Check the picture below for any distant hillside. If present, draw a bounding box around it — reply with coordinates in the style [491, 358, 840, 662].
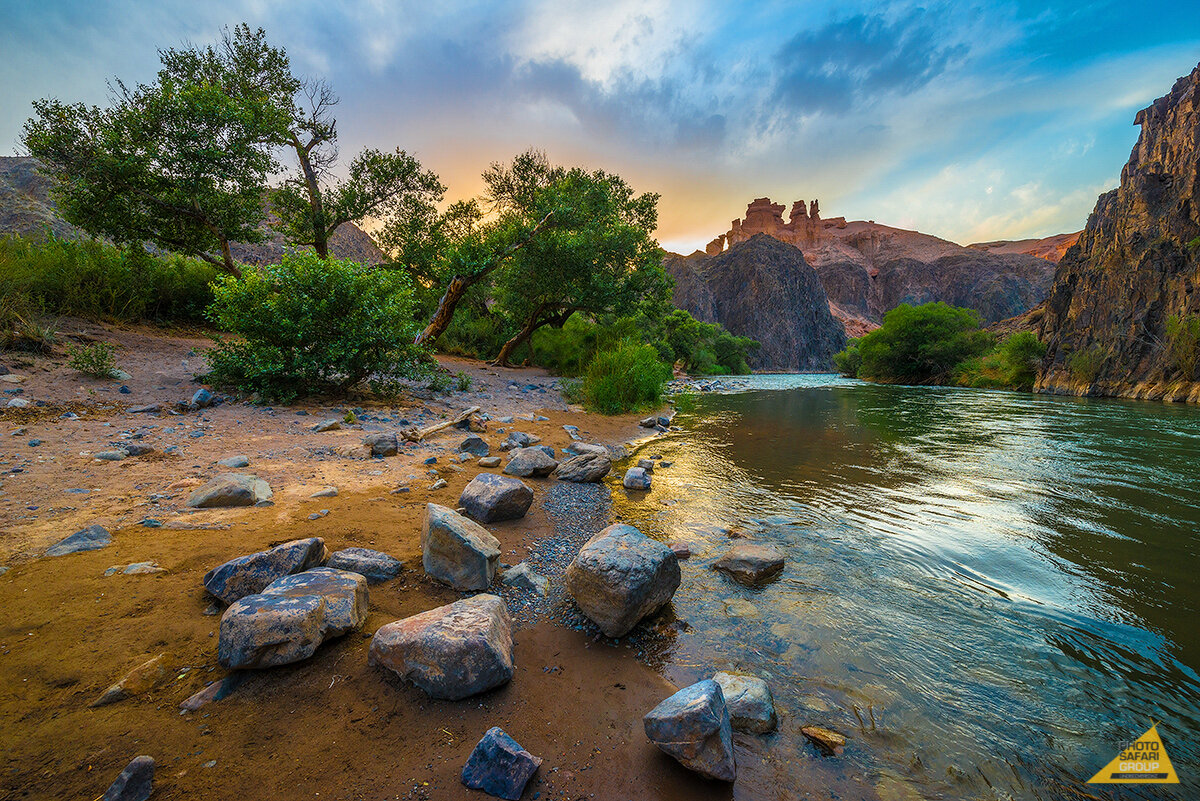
[968, 231, 1081, 262]
[0, 156, 384, 265]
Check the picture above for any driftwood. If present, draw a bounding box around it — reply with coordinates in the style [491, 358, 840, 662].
[400, 406, 481, 442]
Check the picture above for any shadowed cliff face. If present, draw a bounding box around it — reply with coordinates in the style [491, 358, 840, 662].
[1036, 62, 1200, 403]
[664, 234, 847, 371]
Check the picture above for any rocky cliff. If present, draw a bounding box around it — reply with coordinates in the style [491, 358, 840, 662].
[664, 234, 847, 371]
[0, 156, 383, 265]
[968, 231, 1081, 262]
[1035, 62, 1200, 403]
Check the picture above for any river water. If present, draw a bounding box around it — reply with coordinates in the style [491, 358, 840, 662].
[612, 376, 1199, 800]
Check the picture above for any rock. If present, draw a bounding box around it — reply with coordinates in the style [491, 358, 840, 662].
[313, 419, 341, 432]
[190, 388, 214, 408]
[428, 478, 447, 490]
[801, 725, 847, 755]
[499, 431, 539, 451]
[327, 547, 403, 583]
[369, 594, 513, 700]
[179, 673, 244, 712]
[91, 653, 170, 707]
[310, 486, 338, 498]
[362, 431, 398, 456]
[643, 680, 736, 781]
[638, 416, 657, 428]
[461, 727, 542, 800]
[637, 458, 655, 472]
[94, 450, 127, 461]
[218, 567, 368, 669]
[713, 671, 778, 733]
[104, 562, 164, 576]
[622, 466, 651, 490]
[459, 473, 534, 523]
[502, 446, 558, 478]
[478, 456, 501, 468]
[186, 473, 273, 508]
[127, 404, 162, 414]
[554, 452, 612, 483]
[669, 542, 691, 559]
[501, 562, 548, 595]
[422, 503, 500, 590]
[713, 543, 785, 585]
[45, 524, 111, 557]
[203, 537, 329, 604]
[6, 397, 29, 408]
[565, 524, 680, 637]
[459, 435, 490, 457]
[121, 443, 154, 457]
[101, 755, 154, 801]
[217, 455, 250, 468]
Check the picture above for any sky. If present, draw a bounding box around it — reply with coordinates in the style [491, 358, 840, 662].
[2, 1, 1199, 253]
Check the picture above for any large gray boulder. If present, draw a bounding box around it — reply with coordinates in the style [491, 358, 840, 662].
[45, 524, 111, 557]
[461, 727, 542, 800]
[565, 524, 680, 637]
[218, 567, 368, 669]
[644, 680, 737, 781]
[203, 537, 329, 604]
[327, 547, 403, 583]
[422, 503, 500, 591]
[186, 473, 272, 508]
[713, 671, 778, 733]
[459, 435, 490, 457]
[622, 466, 651, 490]
[101, 755, 154, 801]
[369, 593, 513, 699]
[502, 446, 558, 478]
[362, 432, 399, 456]
[713, 543, 785, 585]
[554, 452, 612, 483]
[459, 473, 533, 523]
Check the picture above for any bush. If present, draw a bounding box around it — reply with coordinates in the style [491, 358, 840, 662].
[66, 341, 118, 377]
[997, 331, 1046, 389]
[853, 302, 994, 384]
[833, 341, 862, 377]
[1164, 313, 1200, 380]
[580, 341, 672, 414]
[1067, 344, 1106, 384]
[205, 251, 427, 402]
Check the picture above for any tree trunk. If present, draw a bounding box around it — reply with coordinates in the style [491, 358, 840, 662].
[291, 134, 328, 259]
[217, 235, 241, 278]
[494, 307, 573, 367]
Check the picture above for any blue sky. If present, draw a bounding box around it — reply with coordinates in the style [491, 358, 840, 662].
[2, 0, 1198, 252]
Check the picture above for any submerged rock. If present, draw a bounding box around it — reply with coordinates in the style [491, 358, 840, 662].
[713, 671, 778, 733]
[622, 466, 651, 490]
[801, 725, 847, 756]
[461, 727, 542, 800]
[565, 524, 680, 637]
[713, 543, 786, 584]
[203, 537, 329, 604]
[186, 473, 272, 508]
[459, 473, 534, 523]
[422, 503, 500, 591]
[644, 680, 737, 781]
[45, 524, 111, 557]
[101, 755, 154, 801]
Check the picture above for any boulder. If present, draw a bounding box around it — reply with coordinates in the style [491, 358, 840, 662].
[501, 561, 548, 595]
[362, 432, 398, 456]
[327, 547, 403, 583]
[502, 446, 558, 478]
[459, 473, 533, 523]
[713, 671, 778, 733]
[554, 452, 612, 483]
[313, 419, 341, 432]
[218, 567, 368, 669]
[643, 680, 736, 781]
[622, 467, 651, 490]
[190, 388, 214, 408]
[422, 504, 500, 590]
[478, 456, 501, 468]
[94, 450, 128, 461]
[713, 543, 785, 585]
[101, 755, 154, 801]
[45, 524, 111, 557]
[216, 455, 250, 468]
[203, 537, 329, 604]
[369, 594, 513, 700]
[564, 524, 680, 637]
[186, 473, 272, 508]
[459, 435, 490, 457]
[499, 431, 539, 451]
[91, 653, 170, 707]
[461, 727, 542, 800]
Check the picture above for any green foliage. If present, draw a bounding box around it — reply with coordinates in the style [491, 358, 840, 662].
[1164, 313, 1200, 380]
[559, 377, 584, 405]
[1067, 343, 1107, 384]
[455, 371, 472, 392]
[997, 331, 1047, 389]
[205, 250, 426, 402]
[66, 341, 118, 378]
[833, 341, 862, 377]
[849, 302, 994, 384]
[580, 341, 672, 415]
[0, 234, 216, 324]
[659, 309, 758, 374]
[1187, 236, 1200, 253]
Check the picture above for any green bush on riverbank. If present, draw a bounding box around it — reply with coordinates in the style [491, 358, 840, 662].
[579, 340, 673, 414]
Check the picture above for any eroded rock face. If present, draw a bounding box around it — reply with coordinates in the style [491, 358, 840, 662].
[186, 473, 272, 508]
[565, 524, 680, 637]
[713, 543, 786, 585]
[713, 671, 778, 733]
[422, 503, 500, 591]
[369, 594, 513, 700]
[554, 452, 613, 483]
[461, 727, 543, 801]
[644, 680, 737, 782]
[203, 537, 329, 605]
[459, 473, 534, 523]
[1036, 61, 1200, 403]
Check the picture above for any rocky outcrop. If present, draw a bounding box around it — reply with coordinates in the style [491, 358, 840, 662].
[968, 231, 1081, 263]
[1035, 62, 1200, 403]
[665, 234, 847, 370]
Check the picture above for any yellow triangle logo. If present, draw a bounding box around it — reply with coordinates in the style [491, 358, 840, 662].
[1088, 724, 1179, 784]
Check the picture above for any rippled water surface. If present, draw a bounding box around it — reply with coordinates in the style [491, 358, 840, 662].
[613, 376, 1200, 799]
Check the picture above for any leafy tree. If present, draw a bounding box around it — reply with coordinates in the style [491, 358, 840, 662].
[23, 25, 296, 276]
[853, 302, 994, 383]
[1164, 313, 1200, 380]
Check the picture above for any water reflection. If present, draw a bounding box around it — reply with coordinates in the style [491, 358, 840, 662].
[612, 378, 1200, 799]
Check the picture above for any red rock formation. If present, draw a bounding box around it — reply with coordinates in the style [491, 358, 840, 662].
[717, 196, 848, 252]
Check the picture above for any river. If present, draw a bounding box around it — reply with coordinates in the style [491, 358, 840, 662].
[613, 376, 1199, 800]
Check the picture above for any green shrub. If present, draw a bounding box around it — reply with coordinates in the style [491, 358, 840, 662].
[855, 302, 994, 384]
[205, 251, 426, 402]
[833, 341, 862, 377]
[66, 341, 117, 377]
[580, 341, 672, 414]
[997, 331, 1046, 389]
[1164, 313, 1200, 380]
[559, 377, 584, 405]
[455, 371, 472, 392]
[1067, 344, 1107, 384]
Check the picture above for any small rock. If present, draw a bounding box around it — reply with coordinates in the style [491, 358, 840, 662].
[28, 438, 42, 446]
[190, 388, 214, 408]
[499, 431, 539, 451]
[362, 431, 398, 456]
[45, 524, 111, 557]
[644, 680, 736, 781]
[459, 473, 534, 523]
[187, 473, 272, 508]
[94, 450, 128, 461]
[101, 755, 154, 801]
[503, 446, 558, 478]
[713, 671, 778, 733]
[459, 435, 490, 457]
[669, 542, 691, 559]
[713, 543, 786, 585]
[121, 443, 154, 457]
[104, 562, 165, 577]
[369, 593, 513, 700]
[118, 385, 131, 394]
[622, 466, 651, 490]
[179, 673, 244, 712]
[638, 416, 657, 428]
[127, 404, 162, 414]
[461, 727, 543, 801]
[216, 455, 250, 468]
[501, 561, 549, 595]
[565, 524, 679, 637]
[637, 458, 655, 472]
[91, 653, 170, 707]
[554, 452, 612, 483]
[801, 725, 847, 756]
[203, 537, 329, 604]
[478, 456, 501, 468]
[310, 486, 338, 498]
[423, 503, 500, 590]
[313, 419, 341, 432]
[430, 478, 448, 490]
[327, 548, 404, 583]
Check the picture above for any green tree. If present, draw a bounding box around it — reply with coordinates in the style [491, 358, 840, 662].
[854, 302, 994, 383]
[1164, 313, 1200, 380]
[22, 25, 296, 276]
